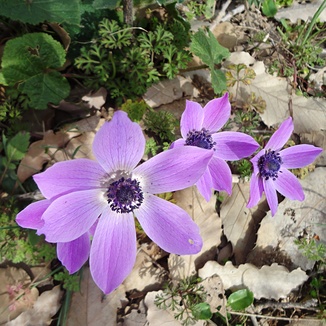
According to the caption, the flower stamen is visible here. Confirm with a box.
[107,177,143,213]
[258,150,283,181]
[185,128,216,150]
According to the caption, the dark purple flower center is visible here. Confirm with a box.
[107,177,143,213]
[185,128,215,150]
[258,150,283,181]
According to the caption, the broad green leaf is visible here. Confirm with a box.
[227,289,254,311]
[262,0,278,17]
[19,71,70,109]
[0,0,81,26]
[93,0,120,9]
[191,302,213,320]
[6,132,30,162]
[0,72,7,86]
[1,33,70,109]
[190,29,230,68]
[211,69,227,94]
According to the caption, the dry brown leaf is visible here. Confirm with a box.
[143,76,199,108]
[144,291,206,326]
[122,244,166,293]
[224,52,326,133]
[220,181,266,264]
[82,88,107,110]
[168,186,222,281]
[200,275,226,315]
[275,0,326,23]
[199,261,308,300]
[17,130,70,183]
[7,286,62,326]
[66,267,128,326]
[0,267,38,325]
[247,167,326,271]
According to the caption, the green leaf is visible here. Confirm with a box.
[0,0,81,26]
[262,0,278,17]
[227,289,254,311]
[211,69,227,94]
[93,0,120,9]
[1,33,70,109]
[5,131,30,162]
[0,72,8,86]
[191,302,213,320]
[190,29,230,68]
[19,71,70,109]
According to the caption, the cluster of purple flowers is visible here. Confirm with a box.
[16,93,322,294]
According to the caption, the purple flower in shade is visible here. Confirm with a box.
[247,117,323,216]
[171,93,260,201]
[16,111,213,294]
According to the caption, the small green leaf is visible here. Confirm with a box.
[190,29,230,68]
[6,132,30,162]
[262,0,278,17]
[227,289,254,311]
[28,230,41,246]
[191,302,213,320]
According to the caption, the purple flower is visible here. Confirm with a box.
[16,111,213,294]
[171,93,259,200]
[247,117,323,216]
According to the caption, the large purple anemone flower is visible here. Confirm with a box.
[247,117,323,216]
[16,111,213,294]
[171,93,259,201]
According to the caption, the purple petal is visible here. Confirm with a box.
[265,117,293,151]
[57,233,90,274]
[34,159,105,199]
[38,189,106,242]
[213,131,259,161]
[263,179,278,216]
[16,199,50,229]
[90,209,136,294]
[136,194,202,255]
[247,173,264,208]
[208,156,232,195]
[280,144,323,169]
[274,168,304,201]
[196,169,213,201]
[169,138,186,149]
[134,146,213,194]
[92,111,145,172]
[180,100,204,139]
[202,93,231,132]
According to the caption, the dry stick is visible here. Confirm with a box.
[228,311,321,323]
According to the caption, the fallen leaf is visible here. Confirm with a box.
[122,244,167,293]
[17,130,70,183]
[82,88,107,110]
[143,76,199,108]
[66,267,128,326]
[168,186,222,281]
[7,285,62,326]
[118,299,147,326]
[224,52,326,133]
[144,291,205,326]
[247,167,326,271]
[220,181,266,264]
[0,267,38,324]
[198,261,308,300]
